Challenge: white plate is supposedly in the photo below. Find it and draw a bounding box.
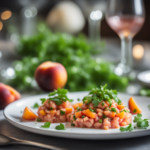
[137,70,150,87]
[4,92,150,140]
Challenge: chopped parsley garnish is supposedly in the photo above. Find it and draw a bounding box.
[82,115,85,118]
[102,102,105,106]
[99,119,102,123]
[124,110,129,113]
[32,103,39,108]
[103,114,107,118]
[60,110,65,115]
[148,104,150,110]
[71,122,75,126]
[41,122,51,128]
[77,98,80,101]
[82,85,122,108]
[50,107,53,110]
[73,115,77,120]
[77,107,82,111]
[37,118,41,122]
[133,109,137,113]
[133,113,149,129]
[40,88,73,106]
[111,108,117,112]
[40,98,46,104]
[120,123,133,132]
[89,108,94,112]
[55,123,65,130]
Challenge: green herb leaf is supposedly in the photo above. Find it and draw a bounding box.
[111,108,117,112]
[73,115,76,120]
[77,98,80,101]
[60,110,65,115]
[32,103,39,108]
[37,118,41,122]
[120,123,133,132]
[148,104,150,111]
[50,107,53,110]
[133,113,142,122]
[102,102,105,106]
[103,114,107,118]
[55,123,65,130]
[99,119,102,123]
[41,122,51,128]
[40,98,46,104]
[77,107,82,111]
[133,109,137,113]
[89,108,94,112]
[82,115,85,118]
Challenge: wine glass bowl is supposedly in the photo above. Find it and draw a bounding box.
[105,0,145,75]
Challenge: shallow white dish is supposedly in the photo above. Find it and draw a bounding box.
[137,70,150,87]
[4,92,150,140]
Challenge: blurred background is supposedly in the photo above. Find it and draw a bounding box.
[0,0,150,97]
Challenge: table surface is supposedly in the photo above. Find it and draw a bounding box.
[1,105,150,150]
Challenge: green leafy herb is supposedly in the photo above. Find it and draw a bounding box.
[89,108,94,112]
[73,115,76,120]
[50,107,53,110]
[133,109,137,113]
[82,115,85,118]
[111,108,117,112]
[82,85,122,108]
[8,23,128,93]
[32,103,39,108]
[102,102,105,106]
[41,122,51,128]
[40,98,46,104]
[55,123,65,130]
[124,110,129,113]
[71,122,75,126]
[77,107,82,111]
[60,110,65,115]
[103,114,107,118]
[148,104,150,111]
[37,118,41,122]
[99,119,102,123]
[120,123,133,132]
[133,113,149,129]
[77,98,80,101]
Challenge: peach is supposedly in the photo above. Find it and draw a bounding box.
[0,83,21,109]
[35,61,67,91]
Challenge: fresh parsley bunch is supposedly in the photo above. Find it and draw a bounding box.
[82,84,122,107]
[40,88,73,105]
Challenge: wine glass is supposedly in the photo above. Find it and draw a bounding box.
[105,0,145,76]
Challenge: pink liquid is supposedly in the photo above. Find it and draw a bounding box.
[107,16,145,38]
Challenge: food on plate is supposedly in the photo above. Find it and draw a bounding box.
[69,85,132,130]
[128,97,142,114]
[35,61,67,91]
[0,83,21,109]
[72,102,83,110]
[22,107,37,120]
[37,88,74,122]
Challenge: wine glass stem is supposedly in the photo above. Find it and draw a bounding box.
[120,36,132,73]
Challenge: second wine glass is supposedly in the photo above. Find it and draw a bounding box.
[105,0,145,76]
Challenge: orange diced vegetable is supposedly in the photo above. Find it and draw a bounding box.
[40,110,46,116]
[109,112,116,118]
[128,97,142,114]
[75,111,82,118]
[82,109,96,118]
[115,111,125,119]
[117,105,125,109]
[66,107,73,114]
[50,110,56,114]
[22,107,37,120]
[72,103,83,110]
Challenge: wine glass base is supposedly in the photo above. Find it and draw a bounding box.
[114,63,131,76]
